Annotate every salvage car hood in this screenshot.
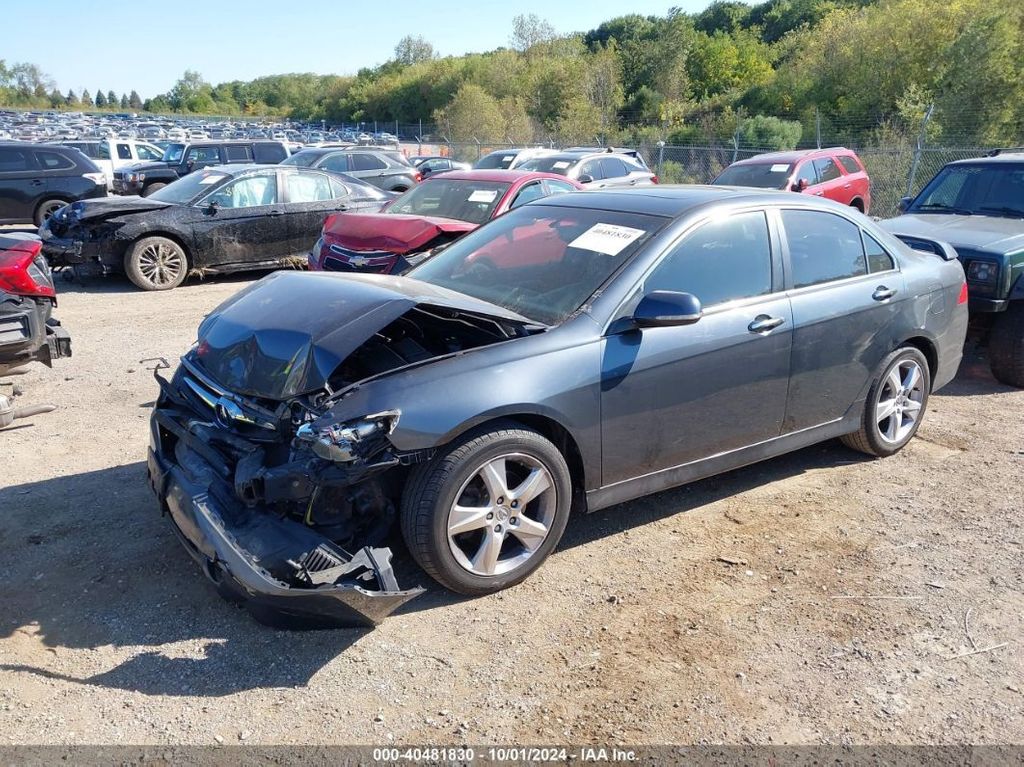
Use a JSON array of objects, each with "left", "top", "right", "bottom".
[
  {"left": 882, "top": 214, "right": 1024, "bottom": 255},
  {"left": 193, "top": 270, "right": 529, "bottom": 400},
  {"left": 321, "top": 212, "right": 477, "bottom": 255},
  {"left": 64, "top": 195, "right": 175, "bottom": 223}
]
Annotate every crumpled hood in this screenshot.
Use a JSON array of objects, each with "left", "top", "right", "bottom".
[
  {"left": 882, "top": 214, "right": 1024, "bottom": 255},
  {"left": 321, "top": 212, "right": 477, "bottom": 255},
  {"left": 64, "top": 195, "right": 174, "bottom": 223},
  {"left": 192, "top": 270, "right": 528, "bottom": 400}
]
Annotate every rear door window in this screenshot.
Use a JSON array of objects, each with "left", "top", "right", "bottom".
[
  {"left": 0, "top": 148, "right": 34, "bottom": 173},
  {"left": 813, "top": 157, "right": 842, "bottom": 183},
  {"left": 599, "top": 157, "right": 630, "bottom": 179},
  {"left": 36, "top": 151, "right": 76, "bottom": 171},
  {"left": 351, "top": 153, "right": 387, "bottom": 171},
  {"left": 782, "top": 210, "right": 867, "bottom": 288},
  {"left": 837, "top": 155, "right": 862, "bottom": 174},
  {"left": 319, "top": 154, "right": 351, "bottom": 173},
  {"left": 284, "top": 171, "right": 334, "bottom": 202},
  {"left": 253, "top": 143, "right": 287, "bottom": 163},
  {"left": 224, "top": 145, "right": 254, "bottom": 162}
]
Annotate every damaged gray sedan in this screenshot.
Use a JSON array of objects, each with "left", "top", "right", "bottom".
[{"left": 148, "top": 187, "right": 968, "bottom": 626}]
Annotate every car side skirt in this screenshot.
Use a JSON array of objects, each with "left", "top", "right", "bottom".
[{"left": 585, "top": 414, "right": 858, "bottom": 513}]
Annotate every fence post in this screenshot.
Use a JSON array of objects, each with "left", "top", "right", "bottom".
[
  {"left": 656, "top": 140, "right": 665, "bottom": 178},
  {"left": 732, "top": 132, "right": 739, "bottom": 165},
  {"left": 815, "top": 107, "right": 821, "bottom": 149},
  {"left": 907, "top": 103, "right": 935, "bottom": 197}
]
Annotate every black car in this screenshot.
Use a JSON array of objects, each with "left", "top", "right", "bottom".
[
  {"left": 283, "top": 148, "right": 420, "bottom": 192},
  {"left": 0, "top": 143, "right": 107, "bottom": 226},
  {"left": 40, "top": 165, "right": 390, "bottom": 290},
  {"left": 111, "top": 140, "right": 291, "bottom": 197},
  {"left": 148, "top": 188, "right": 967, "bottom": 626},
  {"left": 0, "top": 233, "right": 71, "bottom": 379},
  {"left": 882, "top": 151, "right": 1024, "bottom": 386}
]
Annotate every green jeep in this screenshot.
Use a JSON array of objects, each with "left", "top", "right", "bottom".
[{"left": 882, "top": 151, "right": 1024, "bottom": 387}]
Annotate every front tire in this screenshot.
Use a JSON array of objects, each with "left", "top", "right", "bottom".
[
  {"left": 400, "top": 421, "right": 572, "bottom": 595},
  {"left": 124, "top": 236, "right": 188, "bottom": 291},
  {"left": 141, "top": 183, "right": 167, "bottom": 197},
  {"left": 841, "top": 347, "right": 930, "bottom": 457},
  {"left": 989, "top": 303, "right": 1024, "bottom": 387}
]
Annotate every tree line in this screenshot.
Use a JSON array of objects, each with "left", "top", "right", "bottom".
[{"left": 3, "top": 0, "right": 1022, "bottom": 148}]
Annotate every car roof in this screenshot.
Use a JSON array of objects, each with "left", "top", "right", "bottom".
[
  {"left": 947, "top": 153, "right": 1024, "bottom": 165},
  {"left": 731, "top": 147, "right": 855, "bottom": 165},
  {"left": 423, "top": 169, "right": 563, "bottom": 183},
  {"left": 534, "top": 185, "right": 798, "bottom": 217}
]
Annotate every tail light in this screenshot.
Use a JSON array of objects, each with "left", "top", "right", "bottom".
[
  {"left": 651, "top": 175, "right": 659, "bottom": 184},
  {"left": 0, "top": 239, "right": 56, "bottom": 298},
  {"left": 83, "top": 172, "right": 106, "bottom": 186},
  {"left": 413, "top": 172, "right": 422, "bottom": 183},
  {"left": 958, "top": 282, "right": 968, "bottom": 305}
]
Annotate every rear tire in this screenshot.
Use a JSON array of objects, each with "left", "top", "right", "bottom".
[
  {"left": 142, "top": 183, "right": 167, "bottom": 197},
  {"left": 124, "top": 236, "right": 188, "bottom": 291},
  {"left": 400, "top": 421, "right": 572, "bottom": 595},
  {"left": 35, "top": 198, "right": 67, "bottom": 227},
  {"left": 841, "top": 347, "right": 930, "bottom": 457},
  {"left": 989, "top": 303, "right": 1024, "bottom": 387}
]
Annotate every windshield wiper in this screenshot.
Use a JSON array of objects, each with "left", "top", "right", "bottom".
[
  {"left": 914, "top": 203, "right": 973, "bottom": 215},
  {"left": 977, "top": 205, "right": 1024, "bottom": 218}
]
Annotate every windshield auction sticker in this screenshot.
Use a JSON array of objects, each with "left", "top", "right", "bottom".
[
  {"left": 569, "top": 223, "right": 646, "bottom": 255},
  {"left": 468, "top": 189, "right": 498, "bottom": 203}
]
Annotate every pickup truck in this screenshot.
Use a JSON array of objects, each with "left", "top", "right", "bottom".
[
  {"left": 111, "top": 140, "right": 291, "bottom": 196},
  {"left": 58, "top": 139, "right": 166, "bottom": 189}
]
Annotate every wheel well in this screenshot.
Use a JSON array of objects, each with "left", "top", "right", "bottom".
[
  {"left": 471, "top": 414, "right": 588, "bottom": 514},
  {"left": 901, "top": 336, "right": 938, "bottom": 389},
  {"left": 35, "top": 196, "right": 72, "bottom": 215},
  {"left": 849, "top": 198, "right": 864, "bottom": 213}
]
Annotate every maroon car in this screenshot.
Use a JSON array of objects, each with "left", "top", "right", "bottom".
[{"left": 308, "top": 170, "right": 581, "bottom": 274}]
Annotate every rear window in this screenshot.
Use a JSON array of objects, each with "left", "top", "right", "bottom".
[
  {"left": 253, "top": 143, "right": 287, "bottom": 163},
  {"left": 518, "top": 157, "right": 576, "bottom": 175},
  {"left": 838, "top": 155, "right": 862, "bottom": 174},
  {"left": 475, "top": 152, "right": 518, "bottom": 170},
  {"left": 387, "top": 178, "right": 511, "bottom": 224},
  {"left": 714, "top": 162, "right": 792, "bottom": 190}
]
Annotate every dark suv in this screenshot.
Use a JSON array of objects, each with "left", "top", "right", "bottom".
[
  {"left": 112, "top": 140, "right": 291, "bottom": 196},
  {"left": 882, "top": 151, "right": 1024, "bottom": 386},
  {"left": 282, "top": 148, "right": 420, "bottom": 192},
  {"left": 0, "top": 143, "right": 107, "bottom": 225}
]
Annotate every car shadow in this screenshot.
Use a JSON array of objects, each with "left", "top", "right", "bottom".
[
  {"left": 934, "top": 342, "right": 1018, "bottom": 397},
  {"left": 0, "top": 462, "right": 363, "bottom": 697}
]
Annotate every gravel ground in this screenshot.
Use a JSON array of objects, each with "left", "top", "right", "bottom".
[{"left": 1, "top": 268, "right": 1022, "bottom": 746}]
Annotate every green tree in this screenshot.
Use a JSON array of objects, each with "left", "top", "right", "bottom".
[
  {"left": 511, "top": 13, "right": 555, "bottom": 52},
  {"left": 107, "top": 90, "right": 117, "bottom": 107},
  {"left": 94, "top": 89, "right": 106, "bottom": 107},
  {"left": 128, "top": 90, "right": 143, "bottom": 109},
  {"left": 434, "top": 83, "right": 506, "bottom": 141},
  {"left": 120, "top": 93, "right": 130, "bottom": 109},
  {"left": 393, "top": 35, "right": 435, "bottom": 66}
]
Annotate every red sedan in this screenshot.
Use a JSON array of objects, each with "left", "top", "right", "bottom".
[{"left": 308, "top": 170, "right": 582, "bottom": 274}]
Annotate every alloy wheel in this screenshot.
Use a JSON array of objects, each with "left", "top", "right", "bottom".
[
  {"left": 137, "top": 241, "right": 185, "bottom": 288},
  {"left": 876, "top": 358, "right": 925, "bottom": 444}
]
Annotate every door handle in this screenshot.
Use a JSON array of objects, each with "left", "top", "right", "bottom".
[
  {"left": 872, "top": 286, "right": 897, "bottom": 301},
  {"left": 748, "top": 315, "right": 785, "bottom": 333},
  {"left": 813, "top": 191, "right": 825, "bottom": 196},
  {"left": 267, "top": 210, "right": 284, "bottom": 216},
  {"left": 31, "top": 179, "right": 44, "bottom": 186}
]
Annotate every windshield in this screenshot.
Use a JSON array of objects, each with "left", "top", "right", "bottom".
[
  {"left": 518, "top": 157, "right": 575, "bottom": 175},
  {"left": 714, "top": 162, "right": 792, "bottom": 189},
  {"left": 408, "top": 205, "right": 665, "bottom": 324},
  {"left": 475, "top": 152, "right": 518, "bottom": 170},
  {"left": 386, "top": 179, "right": 511, "bottom": 224},
  {"left": 161, "top": 143, "right": 186, "bottom": 163},
  {"left": 911, "top": 164, "right": 1024, "bottom": 216},
  {"left": 280, "top": 151, "right": 318, "bottom": 167},
  {"left": 148, "top": 169, "right": 230, "bottom": 205}
]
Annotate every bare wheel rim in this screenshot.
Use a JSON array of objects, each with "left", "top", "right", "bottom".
[
  {"left": 875, "top": 358, "right": 925, "bottom": 445},
  {"left": 40, "top": 201, "right": 64, "bottom": 221},
  {"left": 446, "top": 452, "right": 557, "bottom": 577},
  {"left": 136, "top": 241, "right": 184, "bottom": 287}
]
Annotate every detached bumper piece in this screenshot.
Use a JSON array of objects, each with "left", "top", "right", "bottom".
[{"left": 148, "top": 408, "right": 422, "bottom": 629}]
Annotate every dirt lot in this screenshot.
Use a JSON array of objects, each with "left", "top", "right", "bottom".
[{"left": 1, "top": 268, "right": 1022, "bottom": 746}]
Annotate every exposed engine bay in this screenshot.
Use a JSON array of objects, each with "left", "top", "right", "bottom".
[{"left": 148, "top": 283, "right": 536, "bottom": 627}]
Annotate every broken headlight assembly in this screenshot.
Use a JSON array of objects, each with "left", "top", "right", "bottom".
[{"left": 295, "top": 410, "right": 400, "bottom": 463}]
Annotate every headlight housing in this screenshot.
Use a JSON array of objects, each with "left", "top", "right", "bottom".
[
  {"left": 966, "top": 260, "right": 998, "bottom": 284},
  {"left": 295, "top": 410, "right": 400, "bottom": 463}
]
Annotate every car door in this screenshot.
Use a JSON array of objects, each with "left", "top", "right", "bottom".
[
  {"left": 575, "top": 158, "right": 605, "bottom": 187},
  {"left": 779, "top": 208, "right": 906, "bottom": 432},
  {"left": 190, "top": 170, "right": 292, "bottom": 269},
  {"left": 597, "top": 156, "right": 635, "bottom": 188},
  {"left": 0, "top": 146, "right": 42, "bottom": 222},
  {"left": 600, "top": 210, "right": 793, "bottom": 485},
  {"left": 281, "top": 170, "right": 352, "bottom": 255},
  {"left": 811, "top": 156, "right": 849, "bottom": 204}
]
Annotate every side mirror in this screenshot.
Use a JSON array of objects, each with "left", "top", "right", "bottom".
[
  {"left": 898, "top": 196, "right": 913, "bottom": 213},
  {"left": 578, "top": 174, "right": 594, "bottom": 184},
  {"left": 420, "top": 167, "right": 433, "bottom": 177},
  {"left": 792, "top": 178, "right": 809, "bottom": 192},
  {"left": 633, "top": 291, "right": 702, "bottom": 328},
  {"left": 205, "top": 200, "right": 219, "bottom": 214}
]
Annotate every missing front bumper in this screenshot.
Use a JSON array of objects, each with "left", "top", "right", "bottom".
[{"left": 148, "top": 443, "right": 423, "bottom": 629}]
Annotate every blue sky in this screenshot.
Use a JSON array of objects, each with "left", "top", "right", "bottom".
[{"left": 4, "top": 0, "right": 710, "bottom": 98}]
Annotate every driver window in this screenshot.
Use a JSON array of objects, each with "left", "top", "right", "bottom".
[
  {"left": 137, "top": 144, "right": 162, "bottom": 161},
  {"left": 643, "top": 211, "right": 773, "bottom": 308},
  {"left": 579, "top": 160, "right": 603, "bottom": 181},
  {"left": 188, "top": 146, "right": 221, "bottom": 165},
  {"left": 794, "top": 162, "right": 818, "bottom": 188},
  {"left": 206, "top": 174, "right": 278, "bottom": 209}
]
